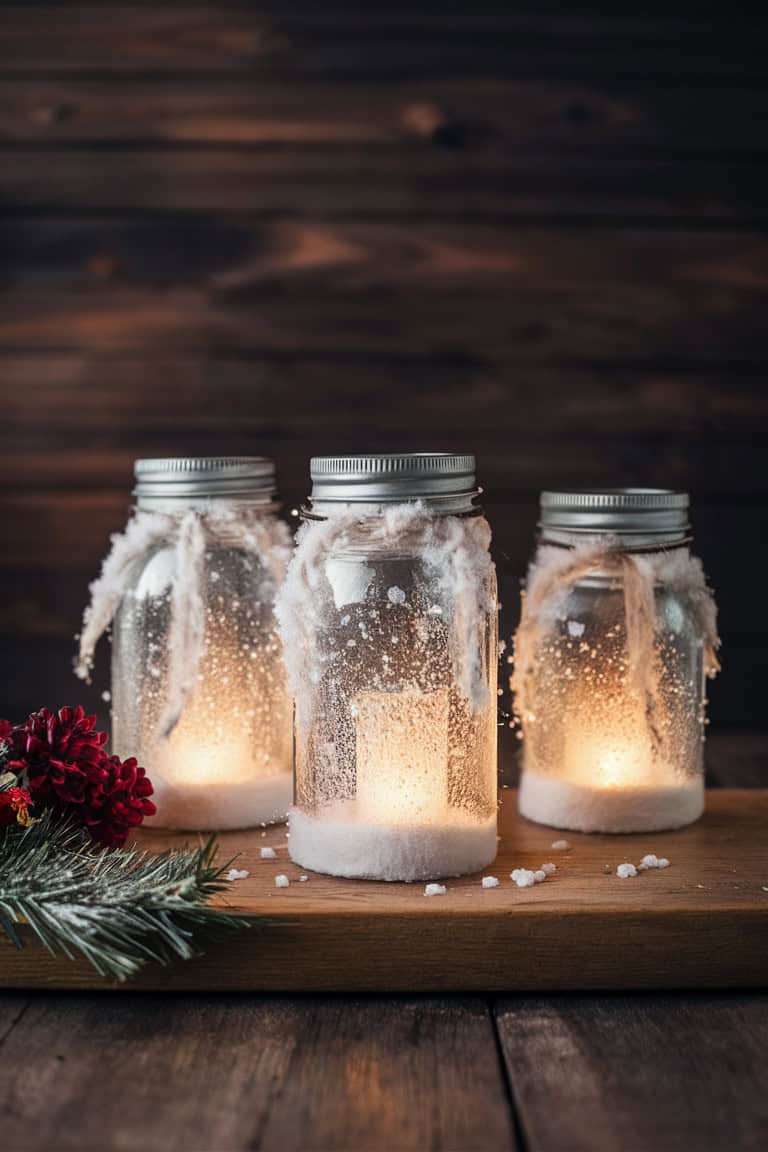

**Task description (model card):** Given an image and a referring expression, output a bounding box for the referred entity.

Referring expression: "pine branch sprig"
[0,811,252,981]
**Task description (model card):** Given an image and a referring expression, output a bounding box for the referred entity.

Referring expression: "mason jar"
[80,457,293,830]
[277,453,498,881]
[513,489,720,833]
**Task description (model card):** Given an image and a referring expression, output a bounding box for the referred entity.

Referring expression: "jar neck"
[539,528,692,553]
[302,498,484,521]
[136,495,279,516]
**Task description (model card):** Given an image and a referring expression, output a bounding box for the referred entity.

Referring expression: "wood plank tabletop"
[3,788,766,992]
[0,731,766,1151]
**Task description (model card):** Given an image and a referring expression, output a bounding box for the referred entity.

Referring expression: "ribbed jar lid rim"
[539,488,690,540]
[308,452,479,511]
[134,457,276,503]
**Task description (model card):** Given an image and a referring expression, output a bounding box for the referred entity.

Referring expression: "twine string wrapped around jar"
[514,491,720,835]
[76,505,291,745]
[276,501,494,730]
[278,453,498,881]
[512,538,721,749]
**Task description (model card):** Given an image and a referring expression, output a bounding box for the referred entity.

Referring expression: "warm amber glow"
[563,710,660,790]
[159,729,256,787]
[353,689,449,824]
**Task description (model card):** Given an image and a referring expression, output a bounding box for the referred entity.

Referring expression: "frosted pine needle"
[0,811,250,981]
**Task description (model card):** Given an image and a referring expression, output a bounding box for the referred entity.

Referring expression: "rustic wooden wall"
[0,3,766,731]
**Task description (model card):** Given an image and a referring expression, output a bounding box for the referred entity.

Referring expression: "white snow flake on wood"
[657,857,670,869]
[511,868,536,888]
[616,863,637,879]
[227,868,250,881]
[541,862,556,876]
[551,839,571,851]
[274,874,290,888]
[424,883,447,897]
[481,876,500,888]
[260,847,277,859]
[533,870,547,883]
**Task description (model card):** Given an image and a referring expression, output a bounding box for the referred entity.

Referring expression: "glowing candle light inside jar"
[147,627,293,830]
[283,452,499,881]
[519,695,705,833]
[353,689,448,824]
[102,456,294,833]
[515,489,719,834]
[564,716,655,790]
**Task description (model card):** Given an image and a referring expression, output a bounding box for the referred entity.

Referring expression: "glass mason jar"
[103,457,293,830]
[277,453,499,881]
[514,489,720,833]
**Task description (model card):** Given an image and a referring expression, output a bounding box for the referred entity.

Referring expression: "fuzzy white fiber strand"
[157,510,207,740]
[76,504,292,747]
[75,509,171,682]
[275,502,494,730]
[512,539,720,723]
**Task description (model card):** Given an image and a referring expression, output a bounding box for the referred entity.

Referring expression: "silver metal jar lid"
[134,457,277,509]
[539,488,690,545]
[307,453,480,515]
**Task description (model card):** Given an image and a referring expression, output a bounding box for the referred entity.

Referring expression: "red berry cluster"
[0,707,155,847]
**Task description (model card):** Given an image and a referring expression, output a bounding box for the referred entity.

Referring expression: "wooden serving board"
[2,789,767,992]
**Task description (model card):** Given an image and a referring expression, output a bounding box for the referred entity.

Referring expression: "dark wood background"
[1,3,766,736]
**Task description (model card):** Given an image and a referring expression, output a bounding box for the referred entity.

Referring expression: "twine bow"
[76,507,290,746]
[511,540,720,743]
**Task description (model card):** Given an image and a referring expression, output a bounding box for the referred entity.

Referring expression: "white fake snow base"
[146,771,292,832]
[519,769,704,834]
[288,805,498,882]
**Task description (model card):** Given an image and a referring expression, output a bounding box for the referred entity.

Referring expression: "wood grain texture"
[2,79,765,151]
[0,790,766,992]
[0,994,515,1152]
[4,147,766,219]
[3,221,767,359]
[0,6,762,81]
[495,994,768,1152]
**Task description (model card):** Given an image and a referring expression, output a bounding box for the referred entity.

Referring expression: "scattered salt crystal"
[260,847,277,860]
[551,839,571,851]
[638,853,659,870]
[511,869,536,888]
[567,620,585,638]
[387,585,407,605]
[616,863,637,879]
[481,876,500,889]
[533,870,547,883]
[299,875,309,883]
[424,883,447,897]
[227,868,250,881]
[541,862,556,876]
[101,690,111,703]
[274,874,290,888]
[657,858,670,869]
